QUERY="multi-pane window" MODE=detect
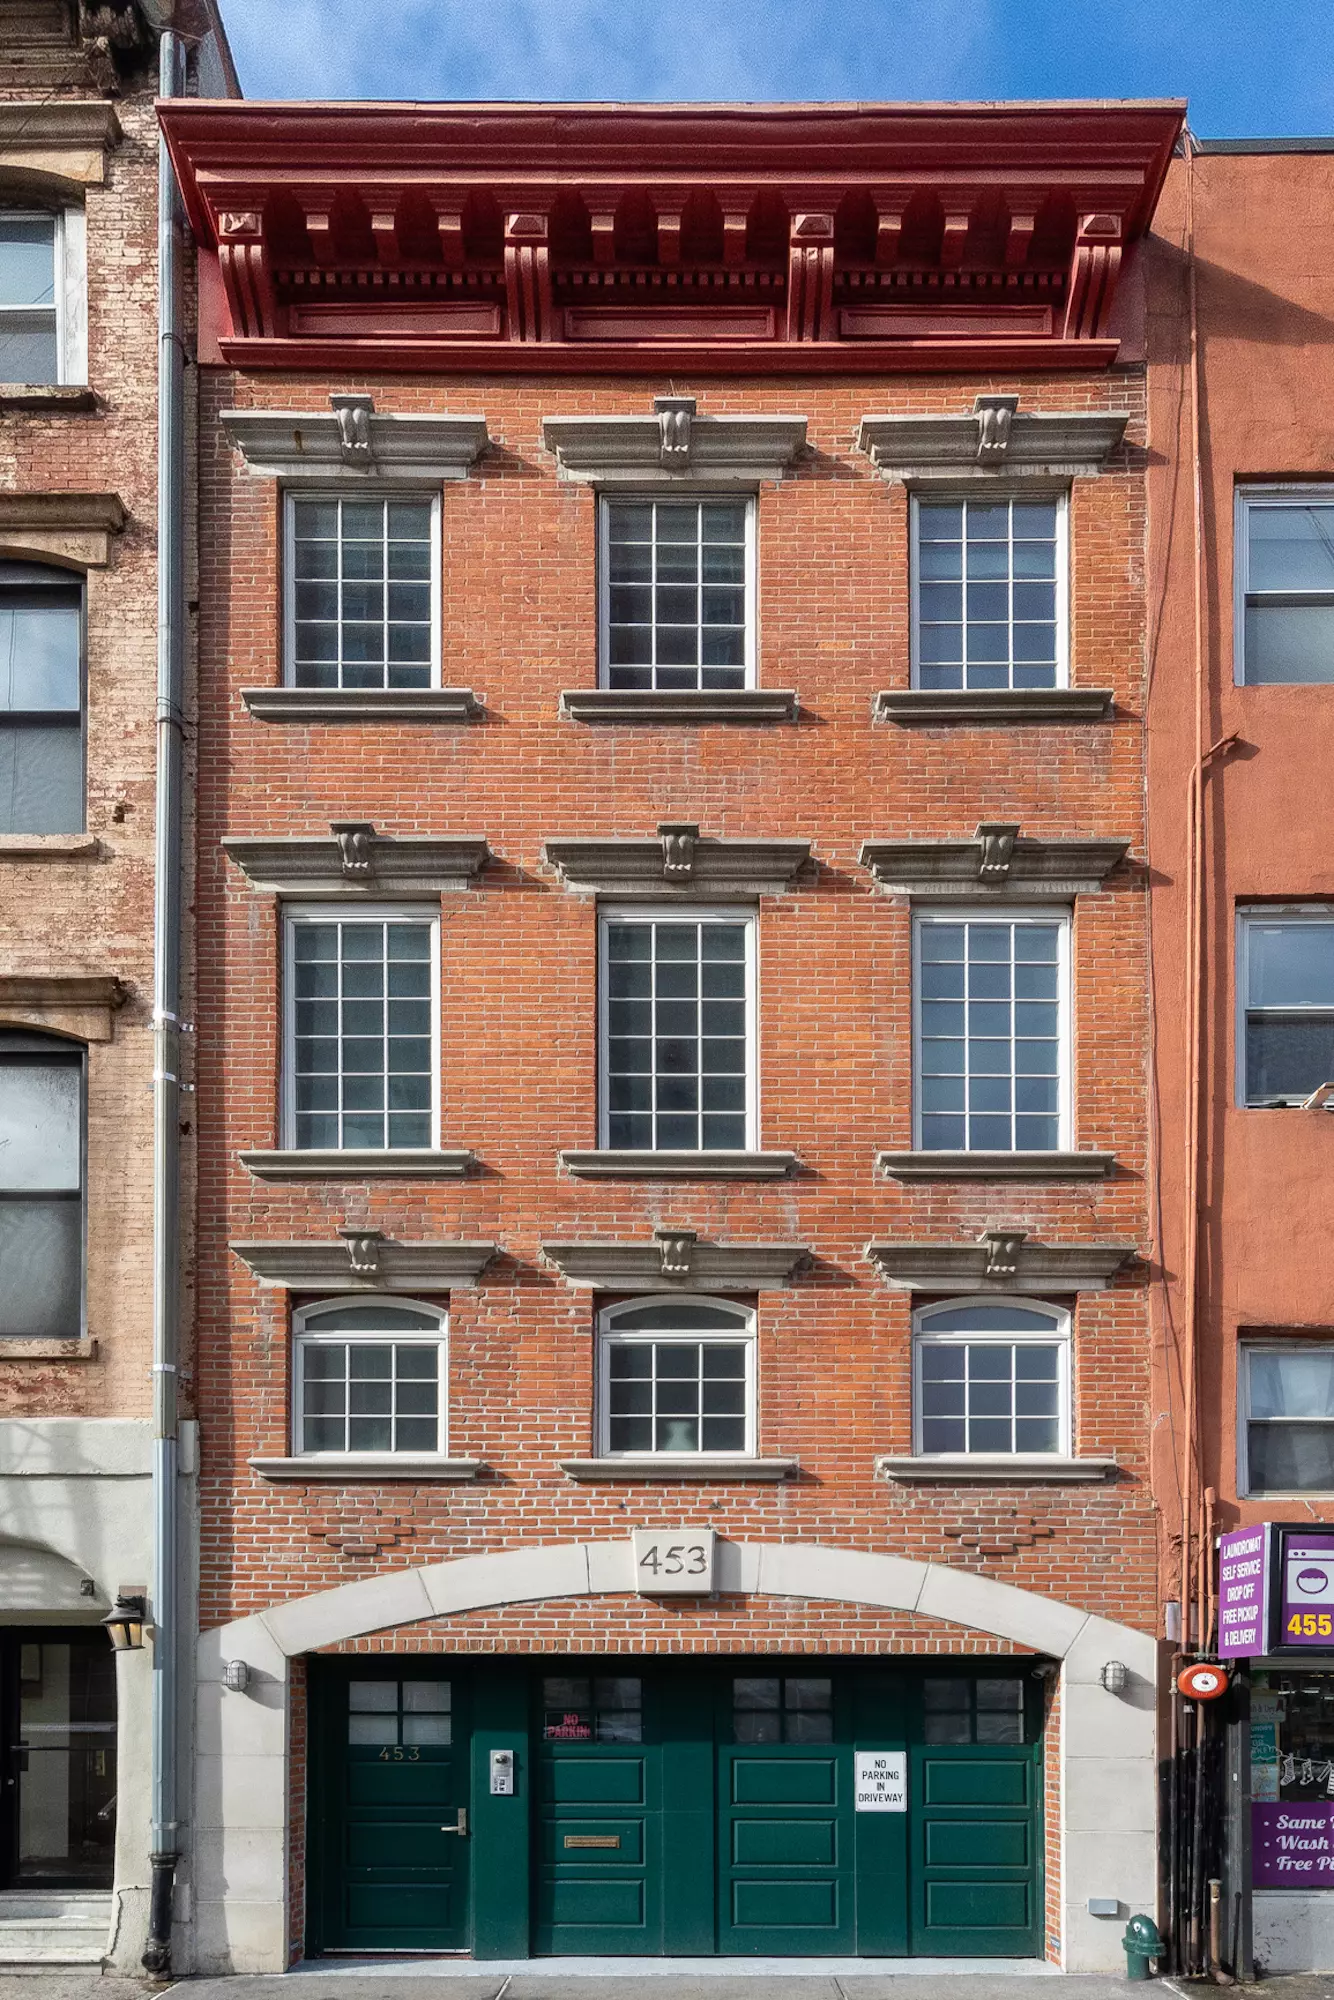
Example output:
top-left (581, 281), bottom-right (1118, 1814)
top-left (1236, 488), bottom-right (1334, 684)
top-left (733, 1675), bottom-right (833, 1744)
top-left (286, 495), bottom-right (437, 691)
top-left (541, 1676), bottom-right (643, 1743)
top-left (0, 1031), bottom-right (83, 1339)
top-left (599, 1299), bottom-right (754, 1456)
top-left (913, 494), bottom-right (1064, 691)
top-left (0, 564), bottom-right (83, 835)
top-left (0, 214), bottom-right (59, 385)
top-left (601, 909), bottom-right (753, 1151)
top-left (1242, 1346), bottom-right (1334, 1494)
top-left (915, 1301), bottom-right (1069, 1457)
top-left (1239, 911), bottom-right (1334, 1105)
top-left (347, 1679), bottom-right (452, 1746)
top-left (295, 1301), bottom-right (446, 1457)
top-left (915, 912), bottom-right (1067, 1151)
top-left (601, 497), bottom-right (752, 691)
top-left (922, 1677), bottom-right (1027, 1745)
top-left (285, 908), bottom-right (436, 1150)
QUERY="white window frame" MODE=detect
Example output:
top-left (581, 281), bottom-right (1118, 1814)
top-left (597, 1294), bottom-right (757, 1458)
top-left (1235, 904), bottom-right (1334, 1107)
top-left (282, 488), bottom-right (442, 691)
top-left (598, 902), bottom-right (759, 1152)
top-left (281, 901), bottom-right (441, 1151)
top-left (912, 1296), bottom-right (1072, 1458)
top-left (0, 207), bottom-right (85, 387)
top-left (292, 1297), bottom-right (449, 1461)
top-left (1234, 483), bottom-right (1334, 686)
top-left (909, 486), bottom-right (1070, 693)
top-left (597, 491), bottom-right (758, 691)
top-left (912, 905), bottom-right (1072, 1151)
top-left (0, 1029), bottom-right (87, 1341)
top-left (1238, 1340), bottom-right (1334, 1497)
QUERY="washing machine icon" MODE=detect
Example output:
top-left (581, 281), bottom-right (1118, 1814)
top-left (1286, 1547), bottom-right (1334, 1608)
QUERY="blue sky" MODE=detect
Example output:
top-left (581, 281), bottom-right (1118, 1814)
top-left (218, 0), bottom-right (1332, 141)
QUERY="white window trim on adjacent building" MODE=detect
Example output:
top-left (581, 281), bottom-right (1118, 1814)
top-left (1236, 904), bottom-right (1334, 1107)
top-left (911, 905), bottom-right (1072, 1152)
top-left (1238, 1340), bottom-right (1334, 1497)
top-left (281, 487), bottom-right (442, 692)
top-left (596, 1294), bottom-right (757, 1459)
top-left (597, 902), bottom-right (759, 1153)
top-left (281, 900), bottom-right (441, 1152)
top-left (1234, 483), bottom-right (1334, 686)
top-left (912, 1297), bottom-right (1072, 1459)
top-left (0, 207), bottom-right (86, 387)
top-left (909, 486), bottom-right (1070, 694)
top-left (597, 491), bottom-right (758, 692)
top-left (292, 1297), bottom-right (449, 1461)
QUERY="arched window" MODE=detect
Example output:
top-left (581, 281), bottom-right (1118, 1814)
top-left (598, 1297), bottom-right (754, 1457)
top-left (913, 1298), bottom-right (1070, 1457)
top-left (0, 561), bottom-right (84, 834)
top-left (0, 1028), bottom-right (84, 1339)
top-left (293, 1299), bottom-right (447, 1458)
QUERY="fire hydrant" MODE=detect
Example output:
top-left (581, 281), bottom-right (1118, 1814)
top-left (1123, 1912), bottom-right (1164, 1981)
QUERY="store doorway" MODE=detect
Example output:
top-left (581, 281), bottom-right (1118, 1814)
top-left (0, 1630), bottom-right (116, 1890)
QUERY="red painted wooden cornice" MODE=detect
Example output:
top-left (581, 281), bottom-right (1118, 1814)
top-left (160, 98), bottom-right (1184, 374)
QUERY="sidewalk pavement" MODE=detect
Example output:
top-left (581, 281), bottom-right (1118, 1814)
top-left (4, 1973), bottom-right (1330, 2000)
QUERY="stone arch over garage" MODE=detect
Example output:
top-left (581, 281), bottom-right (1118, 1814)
top-left (193, 1540), bottom-right (1159, 1977)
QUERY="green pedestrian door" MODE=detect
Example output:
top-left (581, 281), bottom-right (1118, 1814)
top-left (307, 1665), bottom-right (471, 1953)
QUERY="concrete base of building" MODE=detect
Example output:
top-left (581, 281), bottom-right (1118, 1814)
top-left (1254, 1889), bottom-right (1334, 1972)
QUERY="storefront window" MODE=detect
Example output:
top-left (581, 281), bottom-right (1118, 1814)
top-left (1252, 1673), bottom-right (1334, 1889)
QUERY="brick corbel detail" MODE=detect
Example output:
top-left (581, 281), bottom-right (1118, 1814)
top-left (786, 212), bottom-right (835, 340)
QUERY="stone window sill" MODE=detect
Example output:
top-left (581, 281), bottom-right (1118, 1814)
top-left (250, 1455), bottom-right (484, 1482)
top-left (875, 688), bottom-right (1114, 724)
top-left (559, 1148), bottom-right (800, 1180)
top-left (561, 1455), bottom-right (799, 1482)
top-left (0, 1338), bottom-right (97, 1361)
top-left (242, 687), bottom-right (482, 723)
top-left (877, 1150), bottom-right (1118, 1182)
top-left (0, 833), bottom-right (100, 860)
top-left (239, 1148), bottom-right (476, 1180)
top-left (0, 384), bottom-right (97, 413)
top-left (876, 1454), bottom-right (1120, 1484)
top-left (560, 688), bottom-right (797, 724)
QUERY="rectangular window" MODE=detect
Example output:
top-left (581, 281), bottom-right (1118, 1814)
top-left (1236, 487), bottom-right (1334, 684)
top-left (284, 907), bottom-right (437, 1150)
top-left (916, 1334), bottom-right (1068, 1456)
top-left (600, 907), bottom-right (755, 1151)
top-left (600, 496), bottom-right (754, 692)
top-left (0, 214), bottom-right (59, 385)
top-left (0, 1033), bottom-right (83, 1339)
top-left (541, 1676), bottom-right (643, 1744)
top-left (922, 1677), bottom-right (1027, 1745)
top-left (913, 493), bottom-right (1065, 692)
top-left (1238, 909), bottom-right (1334, 1105)
top-left (297, 1338), bottom-right (443, 1456)
top-left (347, 1679), bottom-right (452, 1747)
top-left (603, 1337), bottom-right (752, 1455)
top-left (0, 569), bottom-right (83, 835)
top-left (914, 911), bottom-right (1068, 1151)
top-left (733, 1676), bottom-right (833, 1744)
top-left (285, 493), bottom-right (439, 691)
top-left (1242, 1345), bottom-right (1334, 1494)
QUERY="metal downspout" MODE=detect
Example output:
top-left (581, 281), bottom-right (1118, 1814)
top-left (145, 19), bottom-right (186, 1977)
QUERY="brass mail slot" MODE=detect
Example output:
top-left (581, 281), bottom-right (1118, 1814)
top-left (564, 1833), bottom-right (621, 1850)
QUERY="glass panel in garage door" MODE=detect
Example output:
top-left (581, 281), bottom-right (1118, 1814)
top-left (533, 1673), bottom-right (662, 1954)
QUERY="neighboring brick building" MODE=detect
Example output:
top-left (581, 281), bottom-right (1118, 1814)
top-left (1145, 140), bottom-right (1334, 1976)
top-left (0, 0), bottom-right (234, 1971)
top-left (163, 97), bottom-right (1182, 1972)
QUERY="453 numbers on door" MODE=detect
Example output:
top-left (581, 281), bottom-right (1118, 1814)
top-left (632, 1527), bottom-right (716, 1595)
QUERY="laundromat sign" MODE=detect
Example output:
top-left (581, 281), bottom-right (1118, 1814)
top-left (1219, 1525), bottom-right (1334, 1656)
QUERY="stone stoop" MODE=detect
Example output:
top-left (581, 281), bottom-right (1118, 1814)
top-left (0, 1892), bottom-right (111, 1964)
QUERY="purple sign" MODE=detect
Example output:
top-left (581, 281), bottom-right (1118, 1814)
top-left (1219, 1525), bottom-right (1270, 1657)
top-left (1254, 1804), bottom-right (1334, 1886)
top-left (1279, 1532), bottom-right (1334, 1647)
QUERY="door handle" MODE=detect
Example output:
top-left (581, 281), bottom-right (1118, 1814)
top-left (440, 1808), bottom-right (468, 1837)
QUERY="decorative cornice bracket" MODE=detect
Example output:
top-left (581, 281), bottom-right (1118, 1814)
top-left (543, 831), bottom-right (810, 898)
top-left (865, 1234), bottom-right (1134, 1294)
top-left (542, 1236), bottom-right (808, 1291)
top-left (541, 407), bottom-right (807, 486)
top-left (231, 1237), bottom-right (497, 1290)
top-left (223, 829), bottom-right (489, 896)
top-left (856, 403), bottom-right (1129, 483)
top-left (221, 405), bottom-right (490, 483)
top-left (859, 828), bottom-right (1128, 898)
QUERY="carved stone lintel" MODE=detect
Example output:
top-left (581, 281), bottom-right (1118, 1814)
top-left (330, 820), bottom-right (375, 878)
top-left (655, 1227), bottom-right (696, 1280)
top-left (658, 821), bottom-right (698, 881)
top-left (655, 395), bottom-right (695, 467)
top-left (337, 1227), bottom-right (385, 1276)
top-left (974, 393), bottom-right (1018, 465)
top-left (982, 1229), bottom-right (1027, 1280)
top-left (975, 821), bottom-right (1019, 882)
top-left (330, 393), bottom-right (375, 466)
